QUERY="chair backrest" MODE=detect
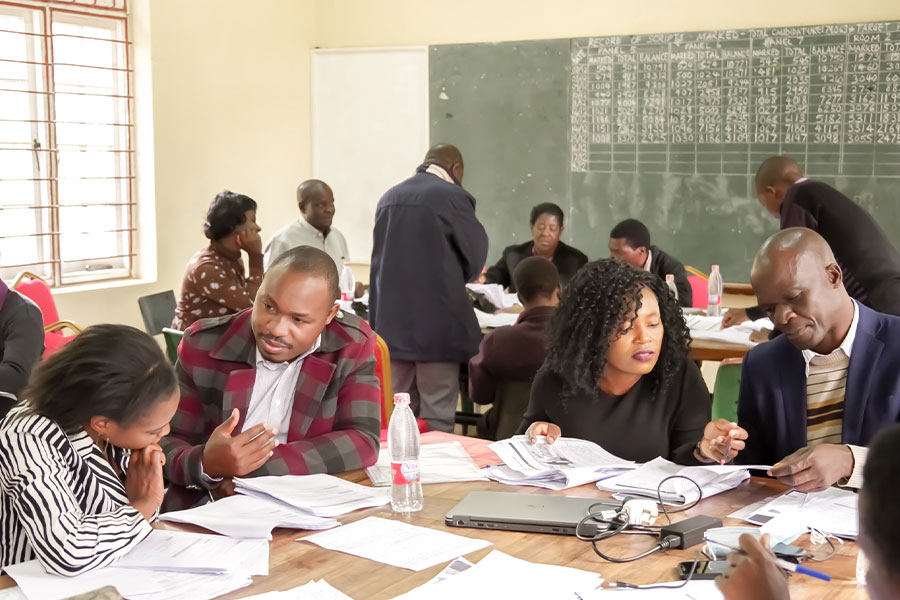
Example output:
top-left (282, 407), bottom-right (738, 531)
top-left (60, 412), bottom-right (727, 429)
top-left (374, 334), bottom-right (393, 426)
top-left (712, 357), bottom-right (743, 423)
top-left (492, 379), bottom-right (534, 441)
top-left (687, 275), bottom-right (709, 309)
top-left (161, 327), bottom-right (184, 365)
top-left (138, 291), bottom-right (177, 336)
top-left (11, 272), bottom-right (60, 326)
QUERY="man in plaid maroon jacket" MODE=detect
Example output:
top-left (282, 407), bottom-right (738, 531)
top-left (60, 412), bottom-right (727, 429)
top-left (160, 246), bottom-right (381, 510)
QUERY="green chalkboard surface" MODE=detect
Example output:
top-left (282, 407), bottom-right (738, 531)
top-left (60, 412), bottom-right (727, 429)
top-left (430, 22), bottom-right (900, 282)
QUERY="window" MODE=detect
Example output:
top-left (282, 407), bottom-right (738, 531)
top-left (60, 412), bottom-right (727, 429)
top-left (0, 0), bottom-right (133, 286)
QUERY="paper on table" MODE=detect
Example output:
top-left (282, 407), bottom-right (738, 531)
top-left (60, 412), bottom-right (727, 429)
top-left (126, 571), bottom-right (253, 600)
top-left (365, 442), bottom-right (488, 486)
top-left (0, 588), bottom-right (25, 600)
top-left (240, 579), bottom-right (355, 600)
top-left (300, 516), bottom-right (492, 571)
top-left (575, 580), bottom-right (723, 599)
top-left (598, 458), bottom-right (771, 504)
top-left (4, 560), bottom-right (163, 600)
top-left (158, 493), bottom-right (339, 538)
top-left (114, 529), bottom-right (269, 574)
top-left (464, 283), bottom-right (509, 309)
top-left (486, 435), bottom-right (635, 489)
top-left (473, 308), bottom-right (518, 329)
top-left (391, 550), bottom-right (603, 599)
top-left (744, 488), bottom-right (859, 538)
top-left (234, 474), bottom-right (390, 518)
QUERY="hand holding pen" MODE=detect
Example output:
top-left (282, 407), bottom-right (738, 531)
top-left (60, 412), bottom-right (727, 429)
top-left (699, 419), bottom-right (748, 464)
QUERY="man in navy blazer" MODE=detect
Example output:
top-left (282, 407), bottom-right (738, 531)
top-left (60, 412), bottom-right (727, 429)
top-left (737, 228), bottom-right (900, 491)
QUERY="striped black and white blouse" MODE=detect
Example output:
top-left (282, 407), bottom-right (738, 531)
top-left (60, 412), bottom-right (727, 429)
top-left (0, 408), bottom-right (152, 575)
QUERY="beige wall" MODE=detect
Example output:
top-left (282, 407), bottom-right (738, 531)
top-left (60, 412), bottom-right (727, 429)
top-left (54, 0), bottom-right (316, 330)
top-left (314, 0), bottom-right (900, 47)
top-left (54, 0), bottom-right (900, 329)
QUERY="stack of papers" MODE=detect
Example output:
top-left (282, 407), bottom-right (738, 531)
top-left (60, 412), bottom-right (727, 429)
top-left (114, 529), bottom-right (269, 574)
top-left (391, 550), bottom-right (603, 599)
top-left (686, 315), bottom-right (774, 346)
top-left (159, 493), bottom-right (339, 539)
top-left (242, 579), bottom-right (354, 599)
top-left (473, 308), bottom-right (518, 329)
top-left (486, 436), bottom-right (636, 490)
top-left (300, 516), bottom-right (492, 571)
top-left (742, 487), bottom-right (859, 539)
top-left (597, 458), bottom-right (771, 504)
top-left (234, 473), bottom-right (391, 517)
top-left (365, 441), bottom-right (489, 486)
top-left (465, 283), bottom-right (515, 310)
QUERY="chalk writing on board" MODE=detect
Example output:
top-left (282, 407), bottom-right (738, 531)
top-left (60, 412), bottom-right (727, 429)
top-left (570, 22), bottom-right (900, 177)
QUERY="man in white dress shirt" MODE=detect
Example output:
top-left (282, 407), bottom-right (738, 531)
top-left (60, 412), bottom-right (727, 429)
top-left (264, 179), bottom-right (350, 271)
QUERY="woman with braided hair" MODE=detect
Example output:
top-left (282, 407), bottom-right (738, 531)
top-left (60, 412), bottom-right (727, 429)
top-left (517, 259), bottom-right (747, 465)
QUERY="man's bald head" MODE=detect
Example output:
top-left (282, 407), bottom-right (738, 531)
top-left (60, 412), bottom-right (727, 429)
top-left (424, 143), bottom-right (464, 184)
top-left (751, 228), bottom-right (853, 353)
top-left (267, 245), bottom-right (340, 300)
top-left (296, 179), bottom-right (335, 233)
top-left (755, 156), bottom-right (804, 217)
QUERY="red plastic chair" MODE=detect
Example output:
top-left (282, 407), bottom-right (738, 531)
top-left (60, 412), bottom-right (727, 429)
top-left (685, 266), bottom-right (709, 309)
top-left (11, 272), bottom-right (82, 356)
top-left (375, 333), bottom-right (428, 442)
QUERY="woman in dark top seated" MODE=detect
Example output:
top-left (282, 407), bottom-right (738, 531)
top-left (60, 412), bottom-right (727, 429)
top-left (484, 202), bottom-right (588, 292)
top-left (517, 259), bottom-right (746, 464)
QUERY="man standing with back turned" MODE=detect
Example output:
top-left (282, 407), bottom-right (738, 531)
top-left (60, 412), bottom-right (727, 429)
top-left (369, 144), bottom-right (489, 432)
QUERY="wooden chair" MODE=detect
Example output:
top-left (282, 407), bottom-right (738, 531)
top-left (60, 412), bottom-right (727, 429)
top-left (11, 271), bottom-right (82, 356)
top-left (138, 290), bottom-right (177, 336)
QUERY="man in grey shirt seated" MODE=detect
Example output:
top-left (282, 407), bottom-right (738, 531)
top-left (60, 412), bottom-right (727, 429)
top-left (264, 179), bottom-right (350, 271)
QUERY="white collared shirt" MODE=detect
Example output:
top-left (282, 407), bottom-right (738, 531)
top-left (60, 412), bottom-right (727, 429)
top-left (801, 300), bottom-right (858, 378)
top-left (243, 335), bottom-right (321, 443)
top-left (642, 249), bottom-right (653, 272)
top-left (263, 217), bottom-right (349, 271)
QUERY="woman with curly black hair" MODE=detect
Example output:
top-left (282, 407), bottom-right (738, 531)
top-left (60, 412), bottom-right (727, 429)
top-left (517, 259), bottom-right (746, 464)
top-left (172, 191), bottom-right (263, 330)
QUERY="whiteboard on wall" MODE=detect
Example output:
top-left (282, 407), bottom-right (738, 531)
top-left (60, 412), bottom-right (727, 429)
top-left (312, 47), bottom-right (429, 265)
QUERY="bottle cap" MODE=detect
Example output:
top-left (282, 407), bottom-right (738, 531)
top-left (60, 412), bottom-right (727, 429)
top-left (393, 393), bottom-right (411, 405)
top-left (712, 265), bottom-right (719, 270)
top-left (665, 274), bottom-right (675, 281)
top-left (343, 261), bottom-right (351, 267)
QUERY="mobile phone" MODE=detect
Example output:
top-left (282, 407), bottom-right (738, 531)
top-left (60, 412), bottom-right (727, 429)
top-left (677, 560), bottom-right (729, 580)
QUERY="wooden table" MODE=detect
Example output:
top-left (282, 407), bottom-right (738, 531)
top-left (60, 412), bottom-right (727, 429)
top-left (690, 338), bottom-right (752, 362)
top-left (0, 474), bottom-right (858, 599)
top-left (724, 283), bottom-right (755, 296)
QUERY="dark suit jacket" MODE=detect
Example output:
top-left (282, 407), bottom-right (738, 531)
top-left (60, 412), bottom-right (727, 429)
top-left (369, 166), bottom-right (488, 363)
top-left (737, 303), bottom-right (900, 466)
top-left (0, 291), bottom-right (44, 417)
top-left (485, 241), bottom-right (588, 293)
top-left (648, 245), bottom-right (692, 308)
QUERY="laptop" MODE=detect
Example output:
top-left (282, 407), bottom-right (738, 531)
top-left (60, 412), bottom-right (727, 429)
top-left (445, 491), bottom-right (622, 536)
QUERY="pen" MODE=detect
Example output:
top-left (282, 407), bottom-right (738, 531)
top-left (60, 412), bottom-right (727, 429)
top-left (704, 538), bottom-right (832, 582)
top-left (720, 426), bottom-right (738, 465)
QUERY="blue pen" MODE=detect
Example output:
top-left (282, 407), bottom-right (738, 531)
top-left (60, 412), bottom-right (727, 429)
top-left (705, 538), bottom-right (832, 582)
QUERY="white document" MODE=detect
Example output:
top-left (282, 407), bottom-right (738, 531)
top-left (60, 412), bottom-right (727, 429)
top-left (158, 493), bottom-right (339, 539)
top-left (0, 588), bottom-right (25, 600)
top-left (392, 550), bottom-right (603, 599)
top-left (4, 560), bottom-right (163, 600)
top-left (365, 442), bottom-right (488, 486)
top-left (576, 580), bottom-right (723, 599)
top-left (234, 474), bottom-right (390, 518)
top-left (598, 458), bottom-right (771, 504)
top-left (114, 529), bottom-right (269, 574)
top-left (127, 571), bottom-right (253, 600)
top-left (465, 283), bottom-right (511, 309)
top-left (473, 308), bottom-right (519, 329)
top-left (744, 487), bottom-right (859, 539)
top-left (686, 315), bottom-right (774, 346)
top-left (241, 579), bottom-right (355, 600)
top-left (300, 516), bottom-right (492, 571)
top-left (487, 436), bottom-right (635, 490)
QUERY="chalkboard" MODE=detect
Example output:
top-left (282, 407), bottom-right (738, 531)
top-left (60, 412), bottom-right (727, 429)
top-left (430, 22), bottom-right (900, 282)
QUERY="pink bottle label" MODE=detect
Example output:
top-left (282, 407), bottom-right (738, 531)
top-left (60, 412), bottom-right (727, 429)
top-left (391, 460), bottom-right (420, 485)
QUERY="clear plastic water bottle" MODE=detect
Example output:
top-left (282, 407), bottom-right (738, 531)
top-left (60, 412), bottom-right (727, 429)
top-left (707, 265), bottom-right (723, 317)
top-left (339, 262), bottom-right (355, 302)
top-left (665, 274), bottom-right (678, 299)
top-left (388, 393), bottom-right (423, 513)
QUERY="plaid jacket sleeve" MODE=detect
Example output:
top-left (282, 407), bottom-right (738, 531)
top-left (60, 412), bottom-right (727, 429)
top-left (159, 320), bottom-right (228, 489)
top-left (249, 317), bottom-right (382, 476)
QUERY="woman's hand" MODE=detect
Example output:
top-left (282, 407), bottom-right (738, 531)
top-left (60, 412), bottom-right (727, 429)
top-left (126, 443), bottom-right (166, 521)
top-left (716, 534), bottom-right (790, 600)
top-left (525, 421), bottom-right (561, 444)
top-left (237, 228), bottom-right (262, 256)
top-left (698, 420), bottom-right (747, 464)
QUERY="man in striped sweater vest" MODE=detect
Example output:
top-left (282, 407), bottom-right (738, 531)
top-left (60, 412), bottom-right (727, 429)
top-left (736, 228), bottom-right (900, 491)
